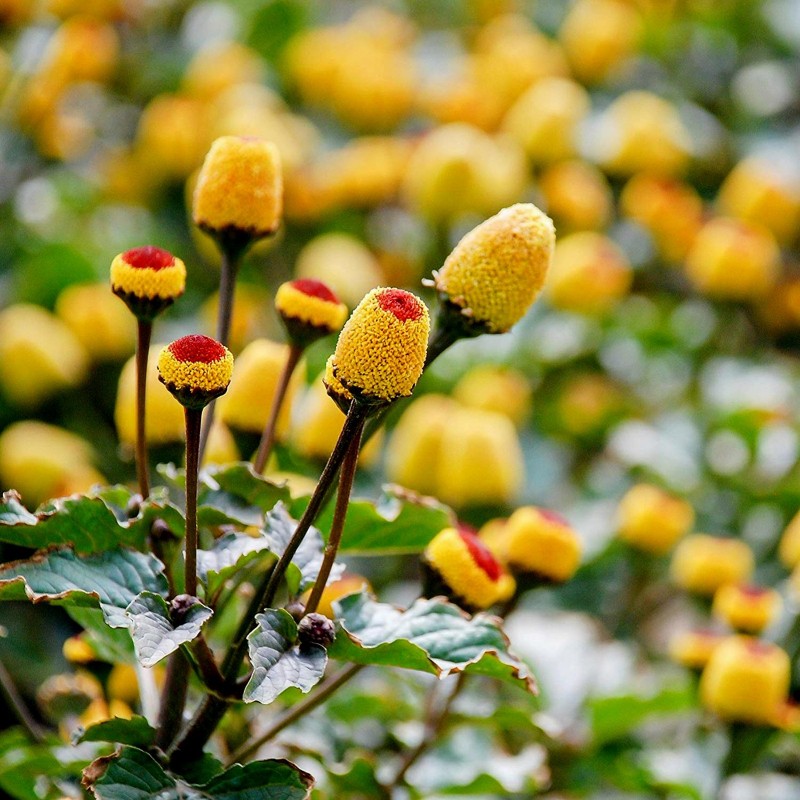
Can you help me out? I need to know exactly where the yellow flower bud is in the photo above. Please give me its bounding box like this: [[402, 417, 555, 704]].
[[670, 534, 754, 596], [556, 373, 625, 438], [43, 16, 119, 84], [62, 635, 96, 664], [157, 335, 233, 409], [203, 420, 240, 467], [700, 636, 790, 725], [423, 526, 516, 611], [330, 287, 429, 405], [182, 41, 264, 101], [712, 584, 781, 634], [0, 422, 100, 507], [110, 246, 186, 320], [501, 506, 582, 582], [435, 203, 555, 334], [435, 407, 524, 508], [106, 663, 139, 705], [779, 510, 800, 570], [685, 217, 781, 301], [452, 364, 532, 426], [193, 135, 283, 242], [299, 574, 372, 619], [539, 160, 613, 233], [218, 339, 305, 434], [275, 279, 348, 345], [0, 304, 88, 408], [548, 232, 632, 315], [115, 345, 185, 445], [717, 158, 800, 245], [669, 629, 726, 670], [617, 483, 695, 555]]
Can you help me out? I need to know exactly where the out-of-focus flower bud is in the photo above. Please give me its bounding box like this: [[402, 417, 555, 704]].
[[182, 41, 264, 101], [617, 483, 695, 555], [62, 635, 96, 664], [539, 160, 613, 233], [779, 510, 800, 570], [452, 364, 532, 426], [43, 16, 119, 84], [157, 335, 233, 410], [37, 670, 103, 723], [203, 420, 240, 467], [670, 534, 754, 596], [300, 574, 372, 620], [712, 584, 782, 634], [669, 629, 726, 671]]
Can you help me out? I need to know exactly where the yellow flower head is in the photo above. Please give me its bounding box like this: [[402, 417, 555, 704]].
[[501, 506, 582, 583], [193, 135, 283, 243], [299, 574, 372, 619], [616, 483, 695, 555], [423, 526, 516, 612], [275, 278, 348, 346], [330, 287, 429, 406], [670, 534, 754, 596], [62, 635, 96, 664], [110, 246, 186, 320], [434, 203, 555, 334], [668, 629, 726, 671], [712, 584, 782, 635], [700, 636, 790, 725], [157, 335, 233, 409], [452, 364, 532, 426], [779, 509, 800, 569]]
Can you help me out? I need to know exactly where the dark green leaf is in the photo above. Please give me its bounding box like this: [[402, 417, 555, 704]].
[[78, 716, 156, 749], [0, 547, 168, 628], [126, 592, 212, 667], [328, 592, 535, 692], [197, 532, 276, 595], [203, 759, 314, 799], [244, 609, 327, 704], [291, 485, 454, 555]]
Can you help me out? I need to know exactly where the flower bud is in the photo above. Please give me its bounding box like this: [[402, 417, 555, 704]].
[[434, 203, 555, 334], [274, 278, 348, 347], [422, 526, 515, 612], [157, 335, 233, 410], [616, 483, 694, 555], [700, 636, 790, 725], [300, 574, 372, 620], [297, 613, 336, 652], [669, 629, 726, 671], [712, 584, 781, 635], [670, 534, 754, 596], [62, 635, 96, 664], [452, 364, 532, 427], [539, 160, 613, 233], [329, 287, 429, 407], [193, 136, 283, 246], [110, 246, 187, 321], [779, 510, 800, 570]]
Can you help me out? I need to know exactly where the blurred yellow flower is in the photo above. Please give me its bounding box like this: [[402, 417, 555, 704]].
[[617, 483, 695, 555], [452, 364, 532, 426], [539, 160, 613, 233], [670, 534, 754, 596], [669, 629, 726, 670], [712, 584, 781, 634]]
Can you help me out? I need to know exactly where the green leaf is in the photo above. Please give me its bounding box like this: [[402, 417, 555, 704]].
[[67, 607, 136, 663], [0, 492, 36, 525], [244, 609, 327, 704], [78, 715, 156, 749], [291, 485, 454, 555], [0, 547, 168, 628], [264, 504, 343, 592], [125, 592, 213, 667], [84, 746, 314, 799], [197, 532, 276, 595], [328, 592, 535, 692]]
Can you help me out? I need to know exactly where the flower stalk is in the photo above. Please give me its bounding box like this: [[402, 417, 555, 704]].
[[134, 320, 152, 498]]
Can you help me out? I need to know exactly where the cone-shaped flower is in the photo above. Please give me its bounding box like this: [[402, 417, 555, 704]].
[[712, 584, 781, 635], [329, 287, 429, 407], [434, 203, 555, 334], [110, 246, 187, 321], [157, 335, 233, 409], [193, 135, 283, 244], [670, 534, 754, 596], [274, 278, 348, 347], [422, 526, 516, 612], [617, 483, 694, 555]]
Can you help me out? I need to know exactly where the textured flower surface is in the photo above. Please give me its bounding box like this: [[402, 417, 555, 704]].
[[434, 203, 555, 333], [110, 246, 186, 301], [275, 278, 348, 336], [330, 287, 429, 404], [157, 334, 233, 408]]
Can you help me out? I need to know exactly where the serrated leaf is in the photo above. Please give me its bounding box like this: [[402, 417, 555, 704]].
[[244, 609, 327, 704], [78, 715, 156, 749], [264, 504, 343, 592], [125, 592, 212, 667], [0, 547, 168, 628], [84, 745, 313, 799], [196, 532, 276, 594], [291, 485, 454, 555], [328, 591, 535, 692]]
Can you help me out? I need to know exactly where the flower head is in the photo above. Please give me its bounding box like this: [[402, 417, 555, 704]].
[[423, 526, 516, 612], [110, 246, 187, 320], [157, 335, 233, 409], [712, 584, 781, 635], [193, 136, 283, 246], [670, 534, 754, 596], [669, 629, 726, 671], [617, 483, 694, 555], [329, 287, 429, 407], [434, 203, 555, 334], [275, 278, 348, 347]]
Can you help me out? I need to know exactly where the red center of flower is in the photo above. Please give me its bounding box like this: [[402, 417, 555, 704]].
[[168, 335, 226, 364], [377, 289, 424, 322], [458, 529, 502, 581], [123, 246, 175, 270], [538, 508, 569, 527], [745, 640, 775, 657], [738, 585, 768, 599], [291, 279, 340, 303]]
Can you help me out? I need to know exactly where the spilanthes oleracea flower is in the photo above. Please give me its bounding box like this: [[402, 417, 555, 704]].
[[275, 278, 348, 346], [193, 135, 283, 244], [157, 335, 233, 409], [712, 584, 782, 635], [616, 483, 695, 555], [422, 526, 516, 612], [434, 203, 555, 334], [110, 246, 187, 320], [329, 287, 429, 407], [670, 534, 754, 596], [669, 629, 726, 671]]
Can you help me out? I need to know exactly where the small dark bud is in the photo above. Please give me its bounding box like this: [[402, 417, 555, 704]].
[[170, 594, 196, 624], [297, 613, 335, 651], [125, 495, 142, 518], [285, 601, 306, 622], [150, 518, 176, 541]]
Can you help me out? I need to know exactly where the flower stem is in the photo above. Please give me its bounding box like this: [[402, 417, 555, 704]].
[[304, 423, 364, 616], [184, 407, 202, 598], [253, 343, 303, 475], [226, 663, 364, 765], [0, 657, 46, 743], [135, 320, 153, 498], [155, 650, 191, 751]]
